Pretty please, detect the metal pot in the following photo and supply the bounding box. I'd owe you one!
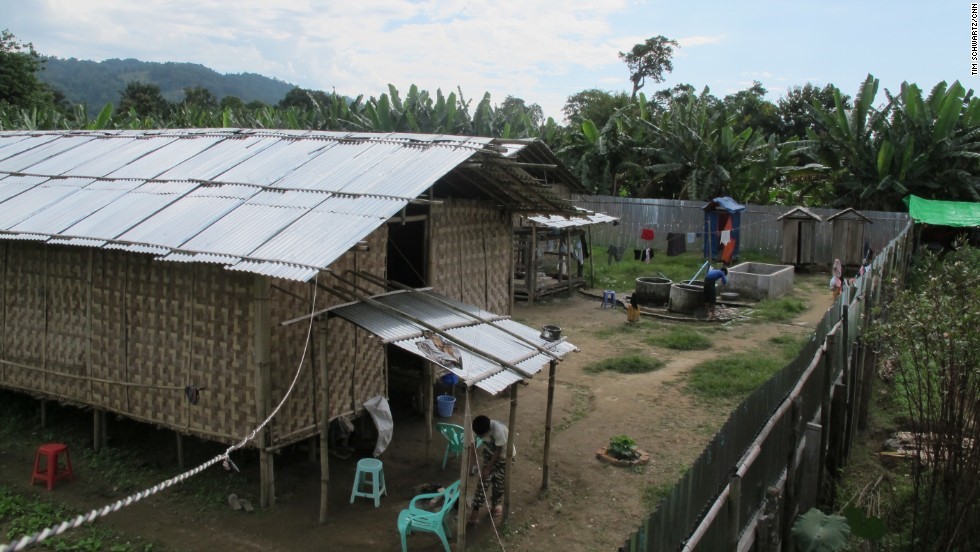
[540,325,562,341]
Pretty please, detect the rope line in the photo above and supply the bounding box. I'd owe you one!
[0,274,320,552]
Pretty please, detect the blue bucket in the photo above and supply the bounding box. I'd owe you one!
[436,395,456,417]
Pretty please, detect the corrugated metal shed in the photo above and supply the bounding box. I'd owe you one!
[0,129,582,281]
[326,289,577,395]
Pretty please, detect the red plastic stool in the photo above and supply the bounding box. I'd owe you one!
[31,443,74,490]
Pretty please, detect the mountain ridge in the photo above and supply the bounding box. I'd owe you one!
[38,57,297,115]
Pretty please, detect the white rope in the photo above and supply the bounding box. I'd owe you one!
[1,274,320,552]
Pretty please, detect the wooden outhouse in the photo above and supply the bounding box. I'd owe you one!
[777,206,823,265]
[827,208,873,266]
[702,196,745,263]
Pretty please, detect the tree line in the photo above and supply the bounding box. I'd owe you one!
[2,29,978,211]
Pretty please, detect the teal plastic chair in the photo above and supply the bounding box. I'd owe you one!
[397,480,460,552]
[436,423,482,469]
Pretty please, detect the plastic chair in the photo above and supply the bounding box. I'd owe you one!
[436,423,482,470]
[349,458,387,507]
[397,480,460,552]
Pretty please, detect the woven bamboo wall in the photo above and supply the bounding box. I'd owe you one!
[265,225,388,446]
[429,199,512,314]
[1,227,389,449]
[2,243,45,392]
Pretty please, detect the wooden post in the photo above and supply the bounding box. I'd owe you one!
[253,276,274,508]
[318,317,330,524]
[176,431,184,470]
[541,359,557,491]
[588,225,596,289]
[817,337,833,504]
[727,473,742,549]
[40,400,47,429]
[93,409,103,452]
[782,397,802,549]
[528,224,537,305]
[425,362,434,461]
[457,386,473,549]
[504,382,518,521]
[564,228,573,297]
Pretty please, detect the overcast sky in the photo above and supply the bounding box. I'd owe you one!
[3,0,972,122]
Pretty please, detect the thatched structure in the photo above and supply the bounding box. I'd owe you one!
[0,130,582,523]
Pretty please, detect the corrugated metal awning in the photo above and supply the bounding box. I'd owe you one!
[324,289,577,395]
[526,206,618,228]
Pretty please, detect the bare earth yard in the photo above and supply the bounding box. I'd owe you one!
[0,273,831,552]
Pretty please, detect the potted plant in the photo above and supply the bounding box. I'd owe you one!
[607,435,641,461]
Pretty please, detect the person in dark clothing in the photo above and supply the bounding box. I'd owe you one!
[703,267,728,319]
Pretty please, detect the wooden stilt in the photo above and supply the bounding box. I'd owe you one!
[93,409,103,453]
[541,359,557,490]
[504,383,518,521]
[588,226,596,289]
[457,386,473,549]
[176,431,184,470]
[425,362,433,461]
[528,224,537,305]
[253,276,274,508]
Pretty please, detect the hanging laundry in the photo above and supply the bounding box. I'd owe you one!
[643,248,652,263]
[720,230,731,245]
[722,238,736,264]
[640,228,654,240]
[687,232,695,243]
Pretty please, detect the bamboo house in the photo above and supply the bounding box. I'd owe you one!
[0,129,584,525]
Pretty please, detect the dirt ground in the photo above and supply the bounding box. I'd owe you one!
[0,273,832,552]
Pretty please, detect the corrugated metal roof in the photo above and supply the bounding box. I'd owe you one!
[0,129,500,280]
[328,289,576,395]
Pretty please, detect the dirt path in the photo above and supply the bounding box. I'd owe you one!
[0,274,832,552]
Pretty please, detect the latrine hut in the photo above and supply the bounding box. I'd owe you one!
[778,206,823,266]
[827,207,872,266]
[702,196,745,263]
[0,129,581,532]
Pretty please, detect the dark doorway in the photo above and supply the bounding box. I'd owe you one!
[387,220,426,288]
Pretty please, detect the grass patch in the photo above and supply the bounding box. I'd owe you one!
[0,485,157,551]
[593,321,648,339]
[685,335,806,401]
[584,354,665,375]
[645,327,712,351]
[641,482,674,510]
[750,296,808,322]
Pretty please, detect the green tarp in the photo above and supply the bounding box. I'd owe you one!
[904,195,980,227]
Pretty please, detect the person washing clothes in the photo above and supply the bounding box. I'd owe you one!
[703,266,728,320]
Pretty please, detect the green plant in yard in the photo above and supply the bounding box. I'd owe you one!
[685,335,806,401]
[584,354,665,374]
[750,296,807,322]
[607,435,640,461]
[645,326,712,350]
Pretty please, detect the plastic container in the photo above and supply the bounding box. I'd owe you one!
[436,395,456,417]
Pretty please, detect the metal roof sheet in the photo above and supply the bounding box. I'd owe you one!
[0,129,579,281]
[527,207,618,228]
[328,289,576,395]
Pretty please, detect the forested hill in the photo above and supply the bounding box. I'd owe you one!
[38,58,296,115]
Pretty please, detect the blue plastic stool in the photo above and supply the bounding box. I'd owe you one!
[350,458,387,507]
[601,290,616,308]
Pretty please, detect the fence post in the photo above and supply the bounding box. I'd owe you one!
[782,397,803,549]
[727,473,742,549]
[818,334,834,504]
